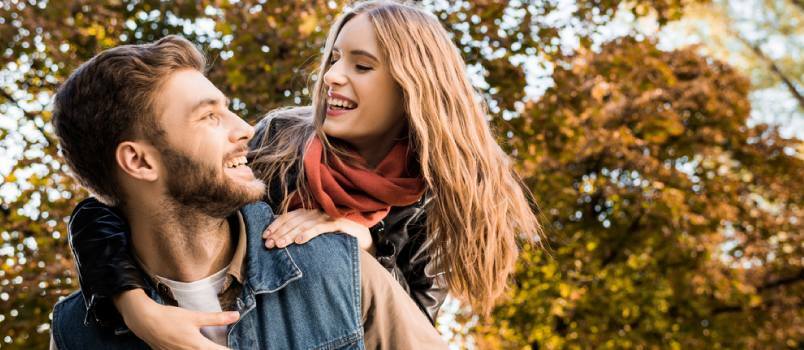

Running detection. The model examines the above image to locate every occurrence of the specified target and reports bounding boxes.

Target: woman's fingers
[193,310,240,327]
[269,213,374,251]
[263,209,372,249]
[185,311,238,349]
[332,218,373,250]
[180,333,231,350]
[271,214,329,248]
[264,209,318,246]
[293,222,337,245]
[263,209,309,239]
[265,209,317,248]
[132,305,235,350]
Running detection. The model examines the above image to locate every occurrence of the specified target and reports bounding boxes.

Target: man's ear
[116,141,159,182]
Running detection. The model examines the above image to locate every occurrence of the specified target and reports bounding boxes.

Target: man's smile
[223,155,256,181]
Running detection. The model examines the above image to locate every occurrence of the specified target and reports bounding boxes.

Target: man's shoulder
[51,291,96,344]
[239,201,359,263]
[50,292,98,346]
[286,233,360,272]
[52,291,86,324]
[241,201,271,216]
[239,202,360,290]
[51,291,148,349]
[240,201,273,233]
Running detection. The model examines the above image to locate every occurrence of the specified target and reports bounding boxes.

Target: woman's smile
[326,91,358,117]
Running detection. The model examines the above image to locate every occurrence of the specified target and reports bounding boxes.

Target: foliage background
[1,0,801,349]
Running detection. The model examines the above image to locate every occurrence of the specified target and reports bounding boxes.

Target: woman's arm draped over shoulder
[69,197,147,328]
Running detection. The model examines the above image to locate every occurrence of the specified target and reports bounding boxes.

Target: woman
[70,0,542,347]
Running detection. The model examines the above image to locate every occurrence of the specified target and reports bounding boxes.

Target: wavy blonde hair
[251,0,542,316]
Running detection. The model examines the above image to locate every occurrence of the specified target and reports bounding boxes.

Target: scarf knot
[291,135,425,227]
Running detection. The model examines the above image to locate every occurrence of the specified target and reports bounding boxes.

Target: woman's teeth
[225,156,248,168]
[327,97,357,110]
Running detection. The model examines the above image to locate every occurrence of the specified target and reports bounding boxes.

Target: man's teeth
[327,97,357,109]
[225,156,248,168]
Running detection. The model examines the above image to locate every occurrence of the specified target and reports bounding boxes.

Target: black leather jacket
[69,116,448,329]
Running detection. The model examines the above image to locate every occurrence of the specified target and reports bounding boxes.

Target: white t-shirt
[155,266,230,346]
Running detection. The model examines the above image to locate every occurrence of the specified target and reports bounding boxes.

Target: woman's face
[322,14,405,152]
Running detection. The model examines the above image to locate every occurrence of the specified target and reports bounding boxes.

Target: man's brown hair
[53,35,205,206]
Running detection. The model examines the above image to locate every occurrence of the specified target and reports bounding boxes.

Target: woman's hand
[263,209,373,251]
[114,289,238,350]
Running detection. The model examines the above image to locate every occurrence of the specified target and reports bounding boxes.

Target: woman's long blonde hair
[251,0,542,316]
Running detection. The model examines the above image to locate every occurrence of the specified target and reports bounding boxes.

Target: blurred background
[0,0,801,349]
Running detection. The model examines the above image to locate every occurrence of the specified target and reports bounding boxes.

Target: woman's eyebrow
[332,47,379,63]
[349,49,379,63]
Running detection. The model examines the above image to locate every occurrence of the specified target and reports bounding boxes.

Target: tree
[662,0,803,131]
[473,37,802,349]
[13,0,799,349]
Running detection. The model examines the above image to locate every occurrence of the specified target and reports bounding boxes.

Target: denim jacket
[51,201,364,350]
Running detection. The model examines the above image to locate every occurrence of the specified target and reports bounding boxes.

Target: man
[49,35,446,349]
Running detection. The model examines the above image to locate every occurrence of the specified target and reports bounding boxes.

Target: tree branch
[734,34,804,109]
[0,87,56,147]
[710,270,804,315]
[600,212,643,268]
[758,269,804,292]
[713,299,804,315]
[791,0,803,12]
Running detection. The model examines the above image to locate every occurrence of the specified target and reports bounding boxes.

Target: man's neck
[125,199,235,282]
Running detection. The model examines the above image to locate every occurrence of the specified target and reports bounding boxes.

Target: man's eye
[204,113,220,121]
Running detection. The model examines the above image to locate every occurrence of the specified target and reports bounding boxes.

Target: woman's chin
[322,122,352,140]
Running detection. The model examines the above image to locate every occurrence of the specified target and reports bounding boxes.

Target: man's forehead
[154,69,224,116]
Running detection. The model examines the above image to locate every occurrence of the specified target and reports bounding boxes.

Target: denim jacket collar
[137,202,300,302]
[240,202,303,294]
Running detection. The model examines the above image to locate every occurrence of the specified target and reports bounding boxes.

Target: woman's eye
[356,65,372,72]
[329,56,340,65]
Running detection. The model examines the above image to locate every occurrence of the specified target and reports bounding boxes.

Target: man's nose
[228,112,254,144]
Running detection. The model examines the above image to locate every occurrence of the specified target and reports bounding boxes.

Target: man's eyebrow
[189,97,230,114]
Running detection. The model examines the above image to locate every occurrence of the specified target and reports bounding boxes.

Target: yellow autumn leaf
[298,12,318,37]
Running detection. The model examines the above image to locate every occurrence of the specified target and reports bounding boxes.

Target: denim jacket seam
[350,236,361,330]
[249,247,304,293]
[227,298,257,346]
[52,298,66,350]
[309,236,363,350]
[310,328,363,350]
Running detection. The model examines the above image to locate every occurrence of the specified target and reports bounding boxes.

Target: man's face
[151,69,265,217]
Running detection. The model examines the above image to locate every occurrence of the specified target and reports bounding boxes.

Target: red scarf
[290,136,425,227]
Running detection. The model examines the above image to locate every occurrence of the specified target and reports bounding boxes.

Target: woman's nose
[323,60,347,87]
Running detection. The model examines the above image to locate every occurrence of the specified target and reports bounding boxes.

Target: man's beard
[160,147,265,218]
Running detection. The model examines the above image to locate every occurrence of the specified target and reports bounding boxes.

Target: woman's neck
[354,139,396,169]
[349,125,407,169]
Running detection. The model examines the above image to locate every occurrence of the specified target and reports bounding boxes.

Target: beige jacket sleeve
[359,250,448,350]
